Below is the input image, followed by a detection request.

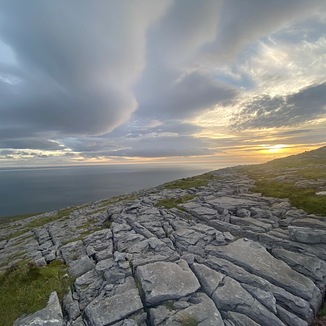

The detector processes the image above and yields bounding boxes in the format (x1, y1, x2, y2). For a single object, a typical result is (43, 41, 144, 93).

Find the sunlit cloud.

(0, 1, 325, 167)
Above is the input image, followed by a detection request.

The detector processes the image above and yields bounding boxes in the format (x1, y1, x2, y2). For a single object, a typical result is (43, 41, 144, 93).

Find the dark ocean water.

(0, 164, 211, 218)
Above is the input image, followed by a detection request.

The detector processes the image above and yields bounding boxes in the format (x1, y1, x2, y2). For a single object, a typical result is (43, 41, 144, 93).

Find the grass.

(0, 260, 72, 326)
(0, 212, 44, 225)
(163, 173, 214, 190)
(314, 302, 326, 326)
(179, 314, 199, 326)
(1, 208, 73, 241)
(253, 180, 326, 216)
(239, 155, 326, 217)
(156, 195, 195, 209)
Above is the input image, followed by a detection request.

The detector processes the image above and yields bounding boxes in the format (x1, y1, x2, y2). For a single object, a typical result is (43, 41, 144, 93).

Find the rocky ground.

(0, 163, 326, 326)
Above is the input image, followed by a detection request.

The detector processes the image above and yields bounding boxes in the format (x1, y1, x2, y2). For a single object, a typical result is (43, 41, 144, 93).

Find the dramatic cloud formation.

(0, 0, 325, 167)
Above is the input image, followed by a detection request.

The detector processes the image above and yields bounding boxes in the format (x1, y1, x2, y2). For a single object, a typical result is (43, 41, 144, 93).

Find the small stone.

(223, 232, 235, 241)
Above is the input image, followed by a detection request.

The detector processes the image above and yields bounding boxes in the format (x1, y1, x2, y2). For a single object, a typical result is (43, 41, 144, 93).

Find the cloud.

(231, 82, 326, 130)
(0, 0, 170, 136)
(201, 0, 326, 62)
(0, 138, 63, 150)
(0, 1, 325, 164)
(137, 70, 238, 119)
(75, 134, 212, 158)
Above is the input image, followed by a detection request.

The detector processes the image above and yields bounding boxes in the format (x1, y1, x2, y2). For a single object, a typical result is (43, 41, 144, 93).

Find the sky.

(0, 0, 325, 169)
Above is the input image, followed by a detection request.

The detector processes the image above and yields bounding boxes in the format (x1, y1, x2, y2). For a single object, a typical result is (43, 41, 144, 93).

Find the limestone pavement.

(1, 167, 325, 326)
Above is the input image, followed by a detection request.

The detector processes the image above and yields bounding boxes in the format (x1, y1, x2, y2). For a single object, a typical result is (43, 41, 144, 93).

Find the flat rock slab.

(288, 226, 326, 244)
(210, 238, 321, 306)
(85, 289, 143, 326)
(192, 263, 285, 326)
(136, 260, 200, 306)
(206, 196, 259, 210)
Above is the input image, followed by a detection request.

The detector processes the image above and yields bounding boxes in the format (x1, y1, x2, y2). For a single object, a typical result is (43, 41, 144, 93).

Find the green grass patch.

(98, 193, 138, 208)
(163, 173, 214, 190)
(2, 208, 74, 241)
(0, 260, 72, 326)
(251, 179, 326, 216)
(0, 212, 44, 225)
(318, 302, 326, 317)
(156, 195, 195, 209)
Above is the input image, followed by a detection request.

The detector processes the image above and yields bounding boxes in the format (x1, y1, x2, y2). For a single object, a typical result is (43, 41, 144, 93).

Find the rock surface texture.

(1, 165, 326, 326)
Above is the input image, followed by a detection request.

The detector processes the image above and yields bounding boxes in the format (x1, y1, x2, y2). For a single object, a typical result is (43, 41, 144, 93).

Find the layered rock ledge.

(1, 166, 325, 326)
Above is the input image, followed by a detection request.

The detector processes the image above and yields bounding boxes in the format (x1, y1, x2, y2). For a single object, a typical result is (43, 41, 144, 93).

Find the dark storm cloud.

(231, 82, 326, 130)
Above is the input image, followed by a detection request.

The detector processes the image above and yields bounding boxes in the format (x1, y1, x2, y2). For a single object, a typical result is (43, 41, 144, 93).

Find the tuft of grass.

(179, 314, 199, 326)
(156, 195, 195, 209)
(0, 260, 72, 326)
(164, 173, 214, 190)
(163, 300, 175, 311)
(314, 302, 326, 326)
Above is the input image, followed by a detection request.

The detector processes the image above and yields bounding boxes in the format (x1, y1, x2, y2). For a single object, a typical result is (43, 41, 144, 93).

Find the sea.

(0, 164, 216, 218)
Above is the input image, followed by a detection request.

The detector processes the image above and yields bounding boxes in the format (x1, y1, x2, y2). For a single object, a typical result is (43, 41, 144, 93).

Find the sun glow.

(266, 144, 286, 153)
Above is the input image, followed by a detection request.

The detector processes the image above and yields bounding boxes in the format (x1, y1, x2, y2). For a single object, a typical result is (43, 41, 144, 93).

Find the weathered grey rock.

(250, 207, 273, 219)
(150, 293, 224, 326)
(258, 232, 326, 261)
(14, 292, 63, 326)
(192, 263, 285, 326)
(206, 196, 258, 211)
(45, 250, 57, 262)
(288, 226, 326, 244)
(125, 237, 179, 267)
(209, 238, 321, 306)
(205, 255, 313, 321)
(175, 292, 224, 326)
(241, 283, 277, 313)
(74, 269, 103, 310)
(60, 240, 86, 264)
(71, 316, 86, 326)
(136, 260, 200, 305)
(63, 290, 80, 321)
(230, 216, 272, 232)
(181, 203, 218, 220)
(236, 208, 251, 217)
(149, 305, 171, 325)
(276, 305, 308, 326)
(272, 247, 326, 285)
(85, 289, 143, 326)
(68, 255, 95, 278)
(223, 311, 260, 326)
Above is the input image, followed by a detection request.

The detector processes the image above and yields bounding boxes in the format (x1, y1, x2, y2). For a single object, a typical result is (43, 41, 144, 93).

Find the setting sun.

(267, 144, 287, 153)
